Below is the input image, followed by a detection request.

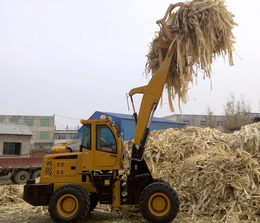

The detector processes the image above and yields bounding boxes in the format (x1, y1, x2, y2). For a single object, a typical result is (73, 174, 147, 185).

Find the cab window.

(96, 125, 117, 154)
(82, 124, 91, 150)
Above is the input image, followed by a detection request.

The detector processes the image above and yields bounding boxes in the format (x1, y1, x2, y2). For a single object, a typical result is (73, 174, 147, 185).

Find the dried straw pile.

(145, 0, 237, 112)
(0, 185, 23, 205)
(228, 123, 260, 159)
(123, 122, 260, 222)
(0, 184, 48, 220)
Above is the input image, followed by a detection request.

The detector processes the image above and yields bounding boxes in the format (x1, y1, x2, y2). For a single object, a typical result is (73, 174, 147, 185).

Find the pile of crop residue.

(0, 185, 49, 221)
(123, 122, 260, 222)
(145, 0, 237, 112)
(0, 185, 23, 205)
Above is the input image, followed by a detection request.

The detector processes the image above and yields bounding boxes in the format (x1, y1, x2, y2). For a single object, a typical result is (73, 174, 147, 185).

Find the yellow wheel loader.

(23, 4, 181, 223)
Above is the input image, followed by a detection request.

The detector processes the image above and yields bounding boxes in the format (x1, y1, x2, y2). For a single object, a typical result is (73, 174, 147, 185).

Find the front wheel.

(139, 182, 179, 223)
(48, 184, 90, 223)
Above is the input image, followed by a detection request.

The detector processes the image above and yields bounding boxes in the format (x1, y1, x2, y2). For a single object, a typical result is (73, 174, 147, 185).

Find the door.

(94, 125, 117, 167)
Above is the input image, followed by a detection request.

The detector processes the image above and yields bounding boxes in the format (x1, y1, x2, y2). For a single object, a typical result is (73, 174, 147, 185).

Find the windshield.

(82, 124, 91, 150)
(96, 125, 117, 154)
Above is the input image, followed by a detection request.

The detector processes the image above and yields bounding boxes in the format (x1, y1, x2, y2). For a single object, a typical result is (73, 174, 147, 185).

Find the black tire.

(154, 178, 167, 184)
(89, 193, 99, 213)
(139, 182, 179, 223)
(13, 171, 30, 184)
(32, 170, 41, 180)
(48, 184, 90, 223)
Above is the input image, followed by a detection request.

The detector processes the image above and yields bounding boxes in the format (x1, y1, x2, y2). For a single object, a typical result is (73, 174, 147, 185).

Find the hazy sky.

(0, 0, 259, 130)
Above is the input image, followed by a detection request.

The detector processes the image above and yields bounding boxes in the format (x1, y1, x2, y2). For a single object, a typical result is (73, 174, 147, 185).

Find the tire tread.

(48, 184, 90, 223)
(139, 182, 179, 223)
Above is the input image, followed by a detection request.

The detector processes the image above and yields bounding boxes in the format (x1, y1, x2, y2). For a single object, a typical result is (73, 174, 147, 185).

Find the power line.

(55, 114, 80, 120)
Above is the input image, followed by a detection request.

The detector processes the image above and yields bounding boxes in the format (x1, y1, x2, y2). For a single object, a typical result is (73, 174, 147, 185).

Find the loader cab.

(80, 117, 122, 171)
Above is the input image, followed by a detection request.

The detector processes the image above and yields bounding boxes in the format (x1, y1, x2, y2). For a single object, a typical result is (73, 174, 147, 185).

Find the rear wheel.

(139, 182, 179, 223)
(48, 184, 90, 223)
(32, 170, 41, 180)
(13, 171, 30, 184)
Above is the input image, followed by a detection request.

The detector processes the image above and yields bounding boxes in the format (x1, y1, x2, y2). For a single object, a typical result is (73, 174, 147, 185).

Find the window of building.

(3, 142, 21, 155)
(24, 119, 33, 126)
(217, 121, 223, 126)
(55, 133, 78, 140)
(10, 118, 18, 122)
(40, 131, 49, 139)
(41, 119, 49, 126)
(200, 120, 206, 126)
(0, 119, 3, 122)
(60, 133, 65, 139)
(96, 125, 117, 154)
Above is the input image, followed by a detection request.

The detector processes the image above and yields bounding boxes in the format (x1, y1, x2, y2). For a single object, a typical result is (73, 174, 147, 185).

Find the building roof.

(249, 113, 260, 116)
(92, 111, 185, 124)
(0, 122, 33, 136)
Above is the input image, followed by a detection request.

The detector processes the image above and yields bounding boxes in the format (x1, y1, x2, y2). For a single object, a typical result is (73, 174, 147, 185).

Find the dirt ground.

(0, 178, 214, 223)
(0, 205, 215, 223)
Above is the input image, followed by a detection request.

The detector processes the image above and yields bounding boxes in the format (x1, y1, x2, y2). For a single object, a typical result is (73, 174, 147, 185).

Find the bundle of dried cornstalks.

(123, 122, 260, 222)
(145, 0, 237, 112)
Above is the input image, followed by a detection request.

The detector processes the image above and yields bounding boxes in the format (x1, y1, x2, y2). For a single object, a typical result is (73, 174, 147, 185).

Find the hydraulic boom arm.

(129, 3, 182, 159)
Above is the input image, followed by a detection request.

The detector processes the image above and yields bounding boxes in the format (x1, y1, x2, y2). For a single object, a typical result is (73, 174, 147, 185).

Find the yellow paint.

(81, 120, 122, 170)
(128, 4, 180, 147)
(54, 160, 77, 176)
(111, 171, 120, 207)
(104, 179, 110, 185)
(148, 192, 170, 217)
(53, 142, 68, 153)
(57, 194, 78, 217)
(130, 49, 174, 146)
(39, 117, 123, 200)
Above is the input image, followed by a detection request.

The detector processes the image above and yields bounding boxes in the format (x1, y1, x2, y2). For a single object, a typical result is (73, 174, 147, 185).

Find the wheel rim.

(57, 194, 79, 217)
(20, 174, 27, 181)
(148, 192, 170, 216)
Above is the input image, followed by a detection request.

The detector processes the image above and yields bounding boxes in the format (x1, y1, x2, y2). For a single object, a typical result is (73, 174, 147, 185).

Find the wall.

(120, 119, 136, 141)
(0, 115, 55, 149)
(121, 119, 182, 141)
(163, 114, 225, 132)
(0, 135, 31, 157)
(89, 112, 185, 141)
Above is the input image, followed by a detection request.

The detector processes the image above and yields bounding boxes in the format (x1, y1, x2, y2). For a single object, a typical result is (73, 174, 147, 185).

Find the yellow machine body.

(39, 117, 122, 207)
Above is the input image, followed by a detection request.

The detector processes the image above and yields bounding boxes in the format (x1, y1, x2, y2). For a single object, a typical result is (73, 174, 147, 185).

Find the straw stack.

(0, 185, 23, 205)
(123, 122, 260, 222)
